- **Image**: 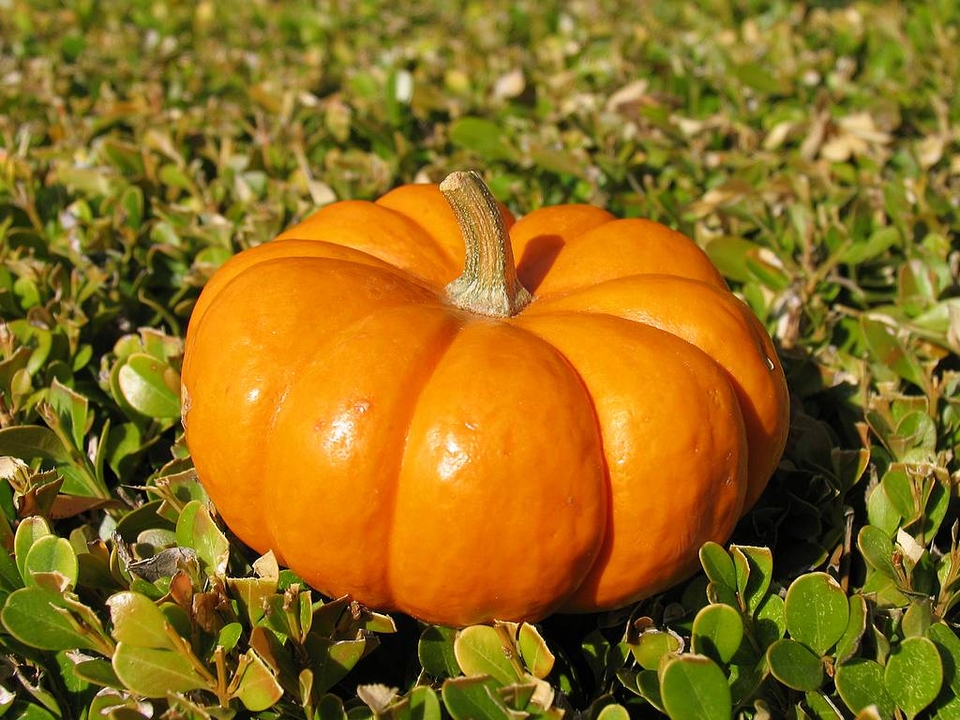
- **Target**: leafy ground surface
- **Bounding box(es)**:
[1,1,959,718]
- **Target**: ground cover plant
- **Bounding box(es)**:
[0,0,958,718]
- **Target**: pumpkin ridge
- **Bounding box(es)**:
[522,274,789,509]
[388,319,608,624]
[513,310,748,611]
[186,239,437,339]
[182,257,442,558]
[373,191,461,268]
[275,199,459,285]
[523,217,728,300]
[261,304,464,611]
[370,202,462,270]
[374,309,463,613]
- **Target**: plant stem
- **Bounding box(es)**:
[440,170,532,317]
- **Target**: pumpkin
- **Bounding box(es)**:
[181,171,789,627]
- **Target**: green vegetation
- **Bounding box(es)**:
[1,0,958,717]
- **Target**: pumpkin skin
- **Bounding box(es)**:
[181,174,789,626]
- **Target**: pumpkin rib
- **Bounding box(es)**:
[186,239,428,337]
[524,274,789,510]
[508,204,618,294]
[513,311,748,612]
[274,199,460,285]
[387,319,608,625]
[262,305,464,613]
[518,217,728,299]
[182,257,441,558]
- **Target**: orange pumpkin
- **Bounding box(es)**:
[181,171,789,626]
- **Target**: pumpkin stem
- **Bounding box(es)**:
[441,170,532,317]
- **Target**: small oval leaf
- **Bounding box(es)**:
[441,676,513,720]
[691,603,744,664]
[784,572,849,656]
[419,625,460,679]
[175,500,229,577]
[884,636,942,718]
[835,659,896,719]
[454,626,521,685]
[766,638,824,691]
[14,516,52,581]
[596,704,631,720]
[517,623,554,679]
[234,649,284,711]
[409,686,441,720]
[116,354,181,419]
[24,535,78,589]
[112,644,208,697]
[699,542,737,589]
[1,586,100,651]
[928,622,960,694]
[106,591,176,650]
[660,655,732,720]
[631,629,683,671]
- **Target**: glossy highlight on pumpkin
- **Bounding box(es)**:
[181,172,789,626]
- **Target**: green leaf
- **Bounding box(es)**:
[928,622,960,695]
[14,516,52,582]
[596,704,631,720]
[112,644,209,697]
[861,317,928,390]
[699,542,737,589]
[835,594,868,664]
[71,658,123,689]
[517,623,554,679]
[1,586,102,651]
[218,622,243,653]
[315,693,347,720]
[46,379,89,452]
[731,545,773,615]
[228,577,275,625]
[867,484,903,536]
[441,676,514,720]
[454,625,521,685]
[633,669,664,711]
[233,649,284,711]
[766,638,824,691]
[449,117,518,162]
[733,62,786,94]
[175,500,229,577]
[312,638,368,695]
[106,591,176,650]
[703,236,766,284]
[0,426,71,464]
[116,354,181,419]
[902,600,933,638]
[8,703,58,720]
[836,227,900,265]
[630,629,683,671]
[804,690,845,719]
[419,625,460,678]
[835,659,896,719]
[23,535,78,589]
[409,686,442,720]
[660,655,732,720]
[859,525,898,576]
[691,604,744,664]
[784,572,850,656]
[884,636,942,719]
[747,595,779,645]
